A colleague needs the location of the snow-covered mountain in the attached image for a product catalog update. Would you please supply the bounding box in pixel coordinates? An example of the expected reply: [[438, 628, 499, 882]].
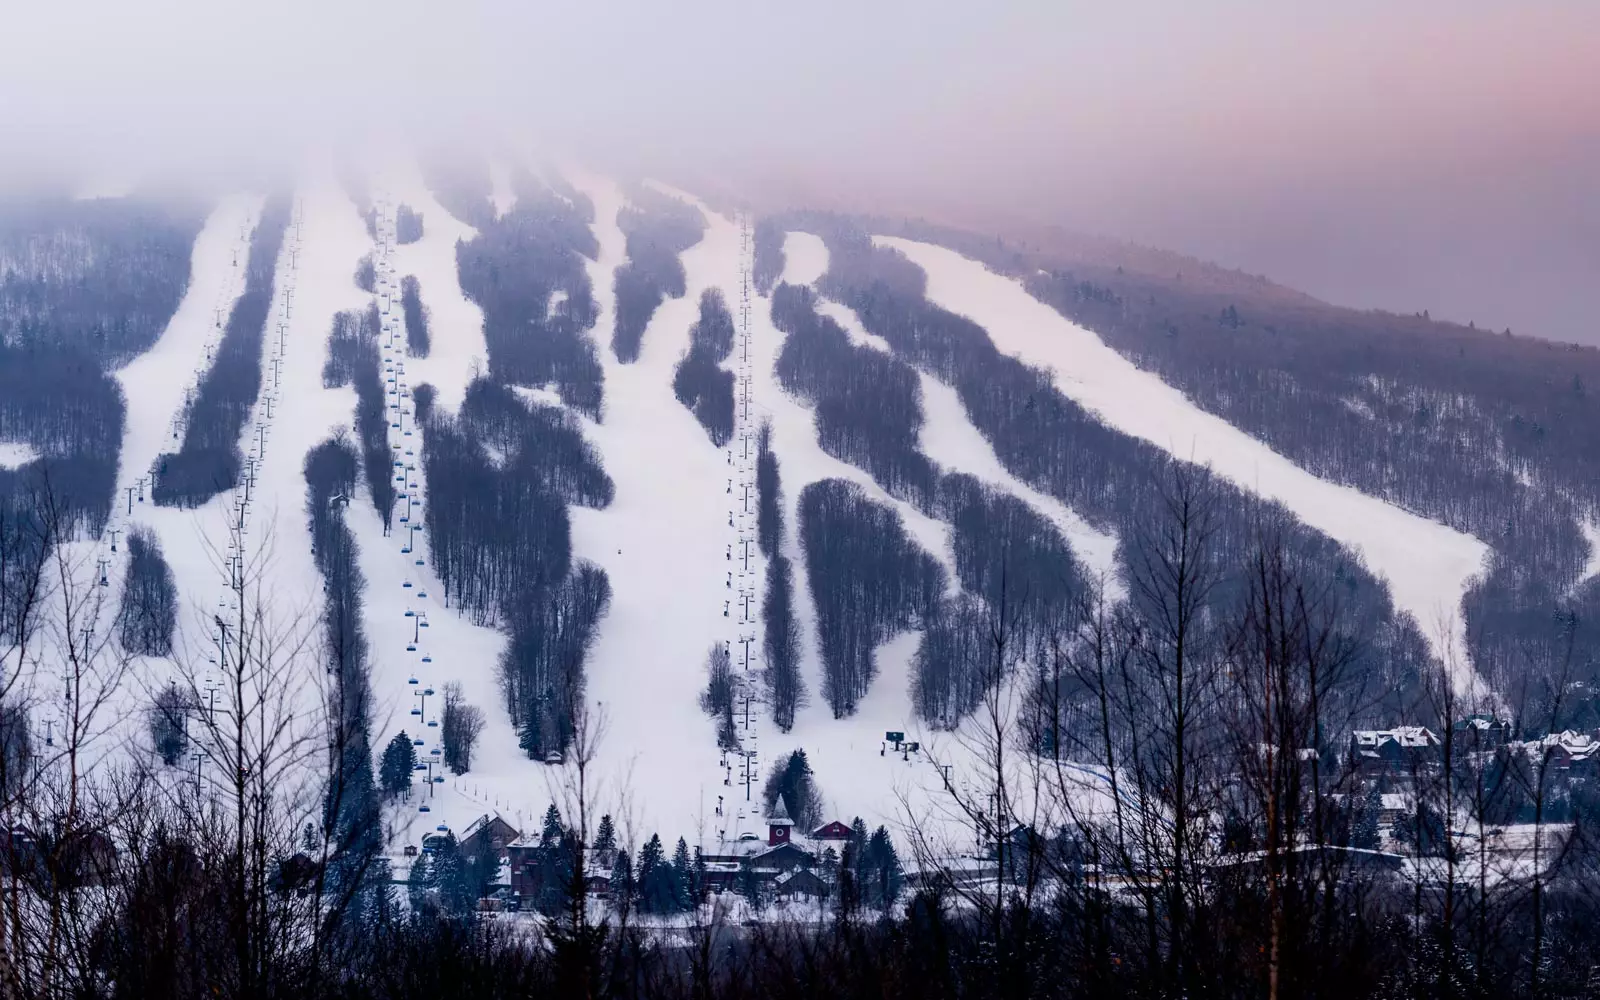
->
[[7, 154, 1600, 863]]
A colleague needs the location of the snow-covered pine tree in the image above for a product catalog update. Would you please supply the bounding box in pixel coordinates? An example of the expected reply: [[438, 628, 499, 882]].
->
[[541, 804, 564, 846]]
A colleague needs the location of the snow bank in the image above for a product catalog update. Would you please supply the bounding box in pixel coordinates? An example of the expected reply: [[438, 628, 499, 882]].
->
[[880, 236, 1493, 699], [0, 442, 38, 470], [1580, 517, 1600, 587], [779, 232, 827, 287]]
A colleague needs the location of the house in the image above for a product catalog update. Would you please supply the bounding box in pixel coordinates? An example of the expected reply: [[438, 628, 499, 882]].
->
[[811, 820, 852, 841], [774, 868, 830, 900], [1531, 730, 1600, 772], [1453, 715, 1512, 752], [459, 814, 520, 865], [700, 803, 818, 893], [1350, 727, 1441, 772]]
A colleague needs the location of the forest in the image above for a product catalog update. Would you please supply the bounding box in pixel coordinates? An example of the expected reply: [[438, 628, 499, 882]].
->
[[671, 288, 735, 446], [771, 282, 938, 512], [419, 375, 613, 759], [399, 274, 430, 357], [757, 424, 803, 729], [611, 188, 704, 364], [321, 304, 395, 531], [756, 219, 1442, 726], [799, 479, 945, 718], [152, 195, 291, 508], [452, 169, 604, 418], [0, 195, 206, 536]]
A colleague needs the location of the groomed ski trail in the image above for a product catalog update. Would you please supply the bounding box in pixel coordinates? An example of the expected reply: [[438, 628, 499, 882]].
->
[[881, 236, 1494, 700]]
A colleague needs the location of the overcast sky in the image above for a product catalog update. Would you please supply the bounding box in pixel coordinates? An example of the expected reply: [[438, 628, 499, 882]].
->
[[2, 0, 1595, 342]]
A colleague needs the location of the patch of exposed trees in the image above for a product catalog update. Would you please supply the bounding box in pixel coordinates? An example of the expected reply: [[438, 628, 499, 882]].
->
[[771, 282, 937, 511], [672, 288, 735, 446], [399, 274, 430, 357], [153, 195, 291, 508], [756, 424, 802, 729], [115, 526, 176, 657], [455, 170, 604, 417], [612, 188, 704, 363], [321, 304, 395, 531], [418, 378, 614, 760]]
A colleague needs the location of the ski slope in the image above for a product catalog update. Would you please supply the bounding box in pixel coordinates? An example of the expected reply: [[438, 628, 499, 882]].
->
[[553, 171, 736, 844], [814, 290, 1120, 590], [377, 160, 487, 416], [879, 236, 1494, 699]]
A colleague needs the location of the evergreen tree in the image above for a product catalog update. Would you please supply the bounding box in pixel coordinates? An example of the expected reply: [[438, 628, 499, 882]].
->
[[762, 749, 824, 829], [1351, 785, 1382, 849], [430, 833, 478, 915], [609, 848, 635, 913], [863, 826, 904, 908], [378, 731, 416, 798], [541, 804, 565, 846], [407, 850, 433, 913], [519, 711, 545, 760], [636, 834, 676, 914], [671, 837, 695, 911], [593, 814, 616, 854]]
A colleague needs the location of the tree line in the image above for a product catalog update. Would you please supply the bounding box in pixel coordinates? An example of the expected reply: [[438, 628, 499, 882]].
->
[[799, 479, 945, 717], [757, 423, 803, 729], [399, 274, 429, 357], [153, 195, 291, 508], [771, 282, 938, 512], [321, 304, 395, 532], [453, 168, 604, 418], [0, 195, 205, 536], [672, 288, 735, 446], [611, 187, 703, 364], [417, 377, 614, 761]]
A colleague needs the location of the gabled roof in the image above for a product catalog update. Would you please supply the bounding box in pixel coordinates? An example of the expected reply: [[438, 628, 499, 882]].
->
[[767, 796, 794, 827]]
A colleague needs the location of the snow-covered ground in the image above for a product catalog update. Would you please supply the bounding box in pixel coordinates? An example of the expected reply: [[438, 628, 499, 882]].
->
[[377, 159, 487, 416], [487, 158, 517, 220], [1580, 516, 1600, 587], [557, 172, 737, 846], [0, 442, 38, 470], [814, 286, 1120, 591], [879, 236, 1494, 700]]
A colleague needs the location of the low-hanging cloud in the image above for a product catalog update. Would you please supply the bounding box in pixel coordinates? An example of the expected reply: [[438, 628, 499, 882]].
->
[[2, 0, 1594, 342]]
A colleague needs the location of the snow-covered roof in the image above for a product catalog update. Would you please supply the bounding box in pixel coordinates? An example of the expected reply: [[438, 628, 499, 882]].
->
[[767, 797, 794, 826], [1352, 727, 1440, 750]]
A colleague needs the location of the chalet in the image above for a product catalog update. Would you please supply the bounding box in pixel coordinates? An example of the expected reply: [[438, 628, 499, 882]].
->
[[773, 868, 830, 900], [1452, 715, 1512, 752], [459, 813, 520, 865], [1350, 727, 1441, 772], [811, 820, 852, 841], [1529, 730, 1600, 772]]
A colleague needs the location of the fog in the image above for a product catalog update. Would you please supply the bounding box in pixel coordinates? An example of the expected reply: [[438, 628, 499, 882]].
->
[[2, 0, 1594, 342]]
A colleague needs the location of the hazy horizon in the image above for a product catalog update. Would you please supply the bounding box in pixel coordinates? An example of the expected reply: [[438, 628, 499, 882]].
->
[[3, 0, 1594, 343]]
